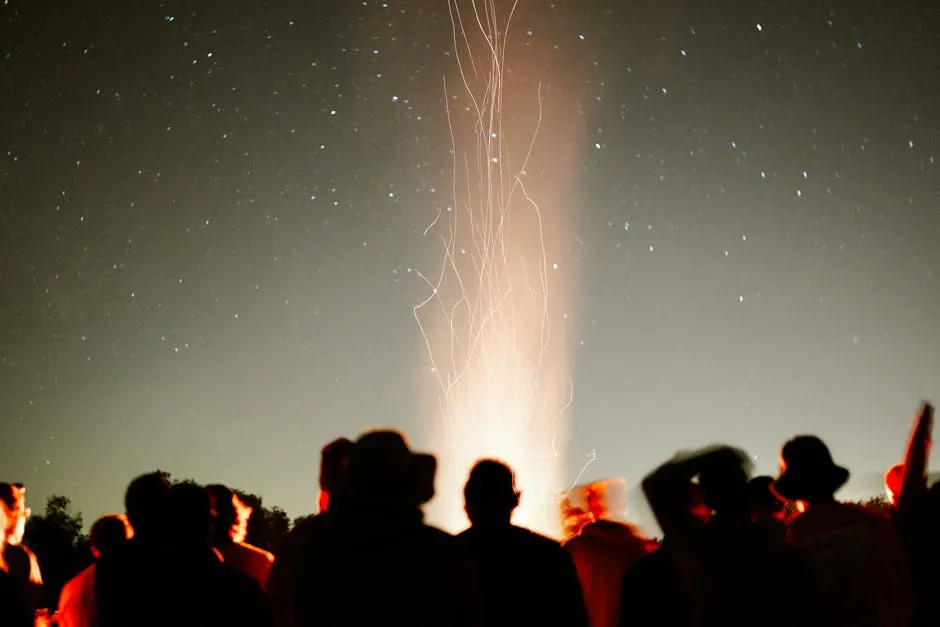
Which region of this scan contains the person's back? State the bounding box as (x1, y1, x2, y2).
(788, 501, 910, 627)
(566, 519, 648, 627)
(218, 541, 273, 591)
(276, 430, 477, 627)
(618, 543, 689, 627)
(267, 437, 354, 627)
(58, 514, 132, 627)
(292, 509, 475, 627)
(268, 511, 331, 627)
(0, 567, 32, 627)
(459, 524, 587, 627)
(57, 564, 96, 627)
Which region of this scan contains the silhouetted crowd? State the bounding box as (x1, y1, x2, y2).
(1, 402, 937, 627)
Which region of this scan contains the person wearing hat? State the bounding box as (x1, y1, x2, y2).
(270, 430, 479, 627)
(458, 459, 588, 627)
(777, 435, 911, 627)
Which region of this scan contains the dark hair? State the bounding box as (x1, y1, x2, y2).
(206, 484, 236, 526)
(464, 459, 519, 512)
(699, 456, 749, 515)
(320, 438, 355, 493)
(170, 483, 213, 545)
(748, 476, 785, 515)
(90, 515, 130, 556)
(124, 472, 172, 537)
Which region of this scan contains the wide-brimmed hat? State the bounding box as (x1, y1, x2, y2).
(773, 435, 849, 501)
(348, 430, 437, 505)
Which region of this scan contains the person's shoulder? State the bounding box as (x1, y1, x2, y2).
(511, 525, 562, 548)
(280, 512, 330, 547)
(219, 559, 265, 591)
(59, 564, 93, 602)
(420, 522, 459, 541)
(291, 512, 327, 534)
(235, 541, 275, 563)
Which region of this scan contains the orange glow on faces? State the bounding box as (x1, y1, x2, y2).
(231, 494, 252, 544)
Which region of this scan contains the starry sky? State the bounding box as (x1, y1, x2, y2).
(1, 0, 938, 535)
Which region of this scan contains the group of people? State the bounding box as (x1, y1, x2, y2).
(1, 401, 937, 627)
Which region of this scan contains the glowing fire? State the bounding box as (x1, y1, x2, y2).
(414, 0, 581, 538)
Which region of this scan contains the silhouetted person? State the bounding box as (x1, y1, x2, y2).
(0, 497, 32, 627)
(776, 435, 911, 627)
(272, 429, 479, 627)
(560, 498, 591, 541)
(642, 446, 819, 627)
(57, 515, 131, 627)
(747, 475, 787, 542)
(885, 403, 935, 627)
(97, 474, 270, 627)
(565, 480, 648, 627)
(207, 484, 274, 590)
(618, 484, 708, 627)
(317, 438, 353, 514)
(457, 459, 588, 627)
(268, 437, 354, 627)
(0, 482, 42, 625)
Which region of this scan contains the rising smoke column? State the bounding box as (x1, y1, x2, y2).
(414, 0, 584, 538)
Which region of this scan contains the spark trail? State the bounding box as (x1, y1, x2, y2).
(414, 0, 579, 537)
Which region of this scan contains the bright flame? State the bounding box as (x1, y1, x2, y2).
(414, 0, 580, 538)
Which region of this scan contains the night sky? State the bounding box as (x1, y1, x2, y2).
(2, 0, 938, 535)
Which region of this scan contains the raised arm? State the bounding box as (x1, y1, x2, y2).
(642, 445, 750, 539)
(897, 402, 933, 516)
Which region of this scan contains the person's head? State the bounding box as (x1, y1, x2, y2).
(169, 483, 214, 548)
(748, 476, 787, 521)
(463, 459, 520, 526)
(774, 435, 849, 505)
(583, 479, 628, 522)
(206, 484, 252, 545)
(124, 472, 173, 539)
(561, 499, 591, 540)
(699, 452, 750, 517)
(318, 438, 354, 513)
(346, 429, 436, 510)
(89, 514, 132, 559)
(0, 483, 30, 545)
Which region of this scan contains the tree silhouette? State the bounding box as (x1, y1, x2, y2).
(856, 495, 892, 518)
(23, 495, 90, 610)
